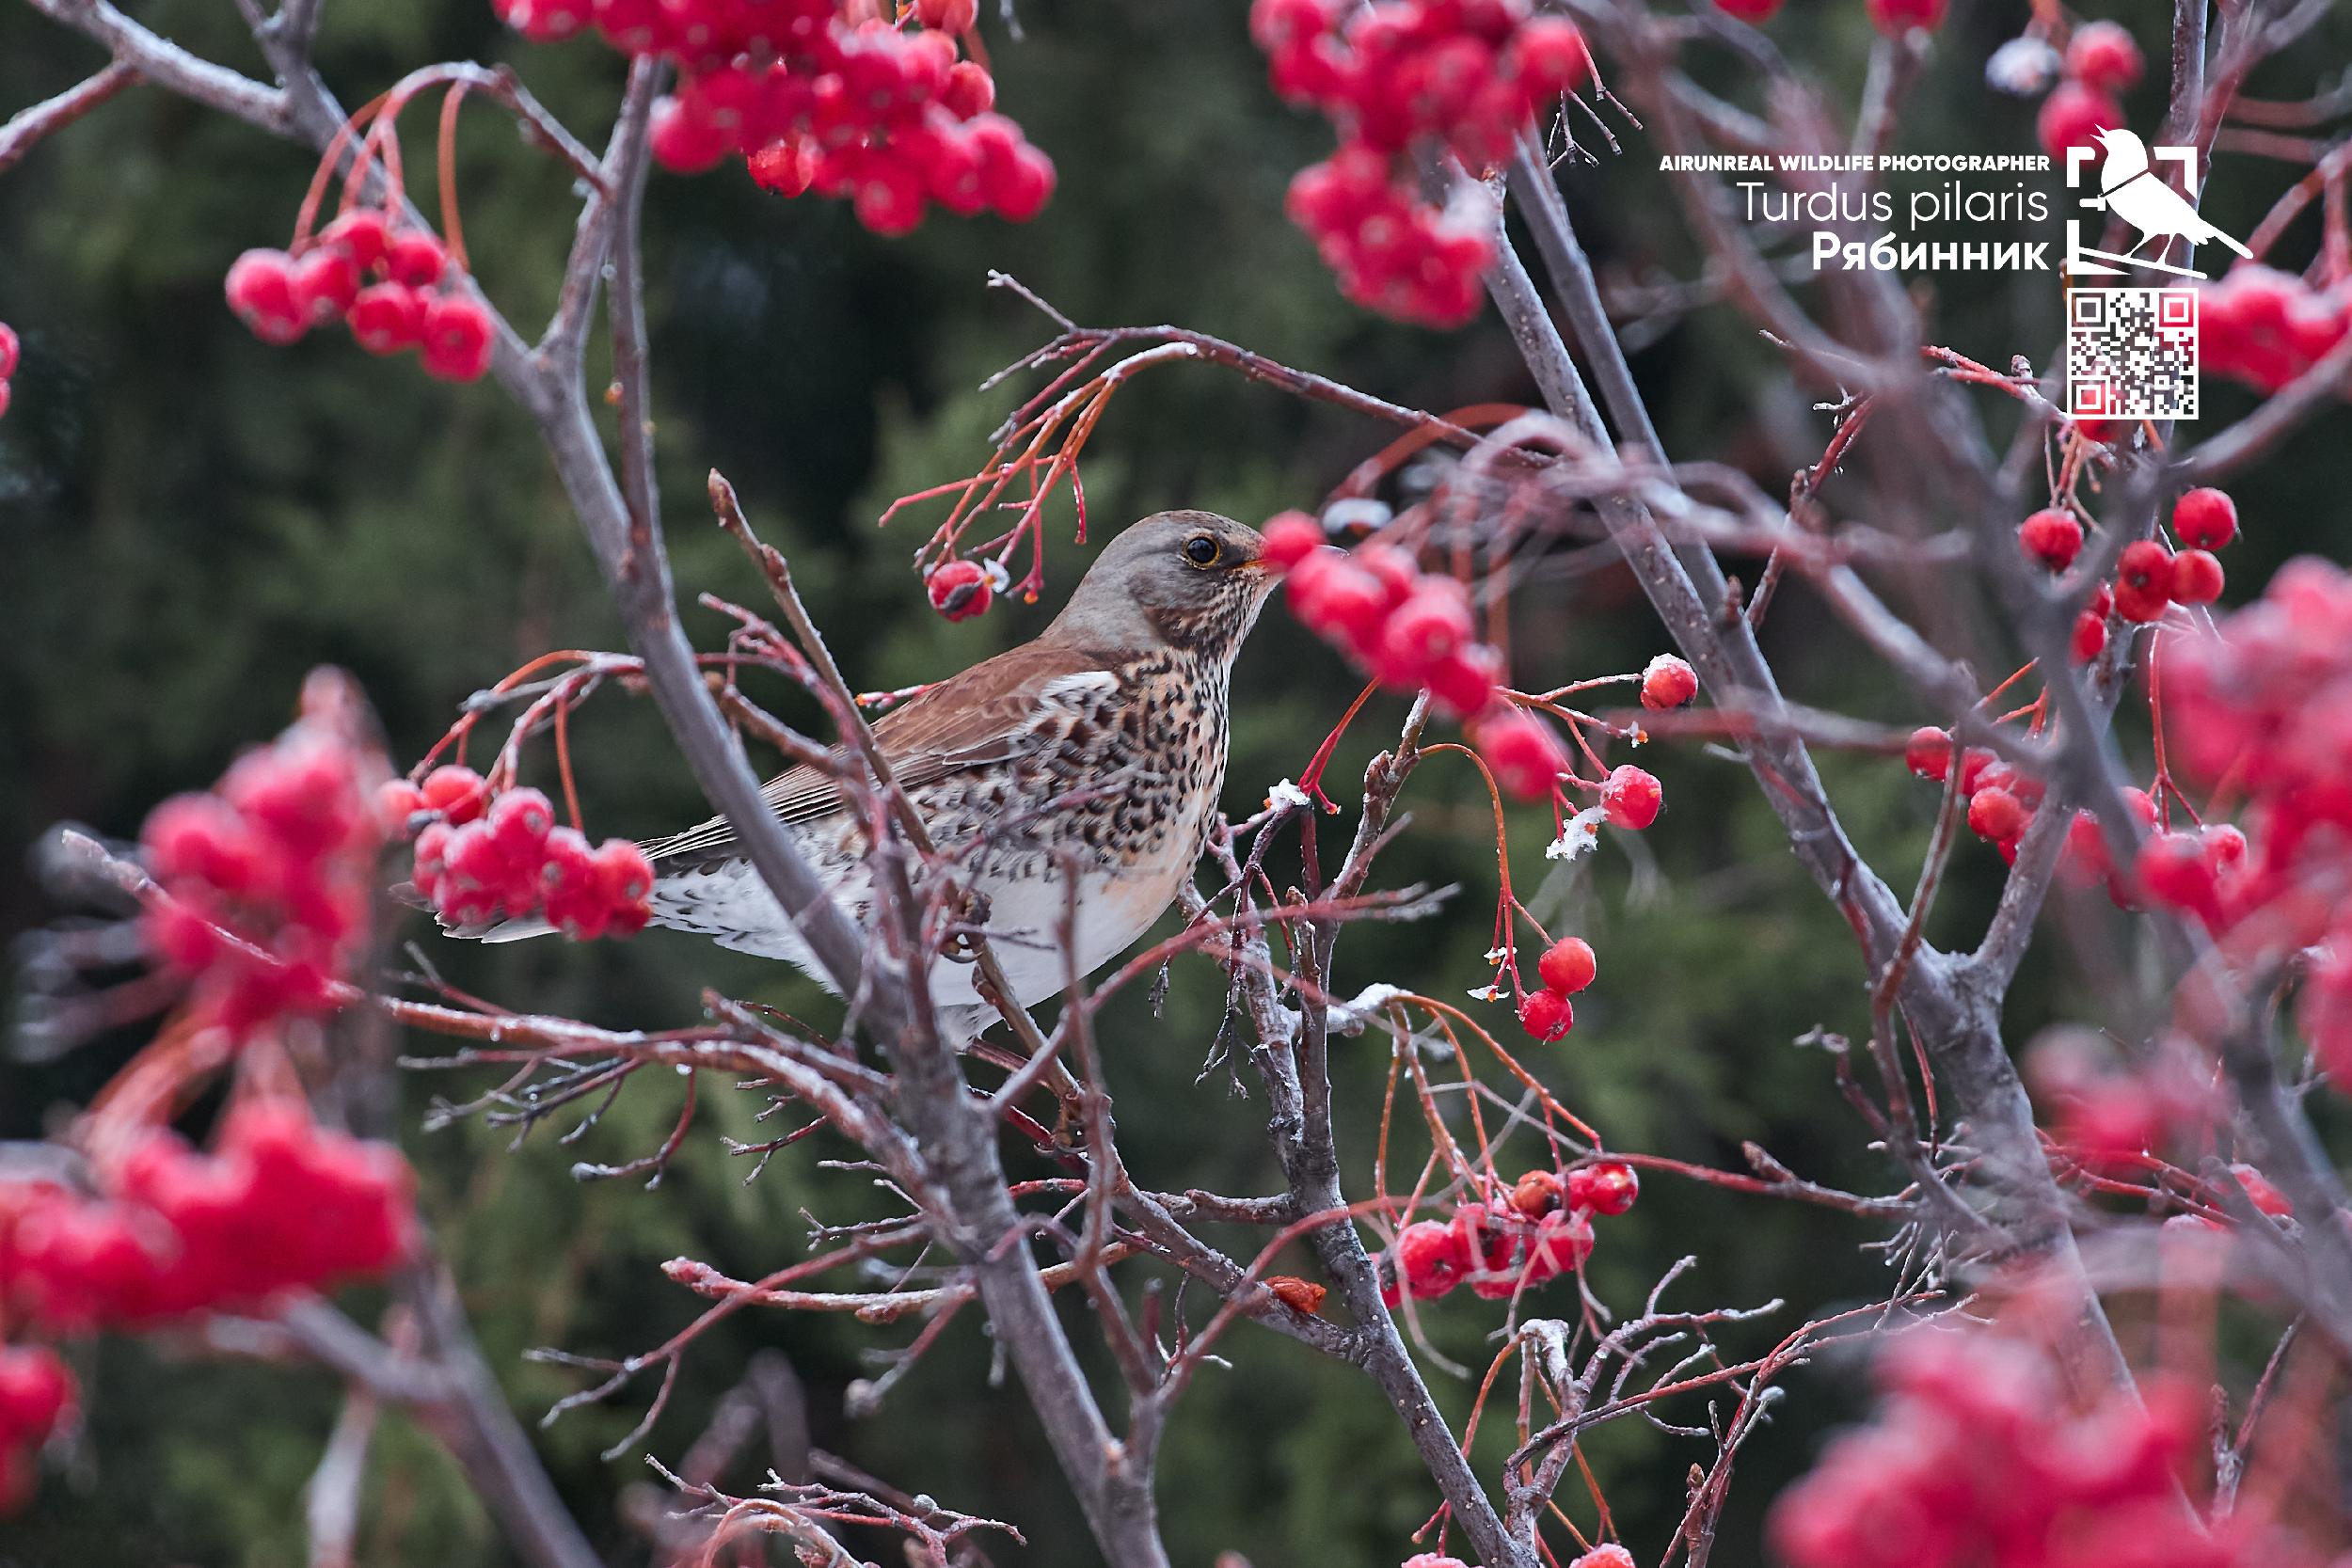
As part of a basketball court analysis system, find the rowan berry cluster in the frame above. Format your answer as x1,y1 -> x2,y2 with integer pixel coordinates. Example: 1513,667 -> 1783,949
492,0 -> 1054,235
2035,21 -> 2138,159
1380,1160 -> 1637,1307
0,322 -> 18,420
0,1101 -> 414,1335
2199,264 -> 2352,396
388,768 -> 656,942
2152,559 -> 2352,1078
1250,0 -> 1593,325
1270,513 -> 1506,720
0,1347 -> 73,1516
139,710 -> 386,1037
1516,935 -> 1596,1040
1772,1331 -> 2308,1568
225,212 -> 495,381
2025,1033 -> 2216,1165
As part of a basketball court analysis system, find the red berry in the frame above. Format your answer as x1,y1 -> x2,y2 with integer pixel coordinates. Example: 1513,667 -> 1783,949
1904,726 -> 1953,782
2064,21 -> 2142,93
225,249 -> 309,344
1518,988 -> 1574,1040
987,143 -> 1056,223
1427,644 -> 1502,721
1475,712 -> 1567,802
420,765 -> 488,824
2115,539 -> 2175,623
748,138 -> 816,198
2137,831 -> 2218,920
0,321 -> 18,380
1536,937 -> 1596,995
376,779 -> 427,836
2172,487 -> 2237,550
384,230 -> 449,290
1261,511 -> 1325,572
2072,609 -> 2108,662
2018,508 -> 2084,571
1512,17 -> 1592,96
854,162 -> 927,236
320,210 -> 391,272
942,60 -> 996,119
1866,0 -> 1946,34
1523,1209 -> 1594,1278
0,1345 -> 75,1444
1508,1170 -> 1564,1217
1639,653 -> 1697,710
1576,1161 -> 1638,1215
927,559 -> 993,620
2226,1162 -> 2291,1217
2170,548 -> 2225,606
348,283 -> 426,355
650,95 -> 733,174
916,0 -> 977,30
1600,765 -> 1661,830
2038,82 -> 2122,161
1394,1219 -> 1467,1299
0,379 -> 11,420
1967,786 -> 2028,845
1382,579 -> 1474,677
292,246 -> 362,325
1712,0 -> 1783,19
420,295 -> 494,383
592,838 -> 655,923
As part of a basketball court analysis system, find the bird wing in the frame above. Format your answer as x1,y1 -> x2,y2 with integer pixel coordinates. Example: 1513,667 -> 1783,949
643,639 -> 1117,869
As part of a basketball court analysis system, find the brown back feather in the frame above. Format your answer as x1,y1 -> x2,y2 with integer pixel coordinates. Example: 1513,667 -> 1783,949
642,639 -> 1119,868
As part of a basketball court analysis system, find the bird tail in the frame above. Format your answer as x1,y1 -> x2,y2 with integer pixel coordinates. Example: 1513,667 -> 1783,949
388,881 -> 558,943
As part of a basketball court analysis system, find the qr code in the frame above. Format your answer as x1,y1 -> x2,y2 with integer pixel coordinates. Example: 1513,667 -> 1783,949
2066,287 -> 2198,421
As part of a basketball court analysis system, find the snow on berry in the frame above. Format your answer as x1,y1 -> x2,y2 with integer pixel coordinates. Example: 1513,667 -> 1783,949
1639,653 -> 1697,710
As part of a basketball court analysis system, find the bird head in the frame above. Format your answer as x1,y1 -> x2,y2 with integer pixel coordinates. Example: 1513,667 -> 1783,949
1051,511 -> 1277,657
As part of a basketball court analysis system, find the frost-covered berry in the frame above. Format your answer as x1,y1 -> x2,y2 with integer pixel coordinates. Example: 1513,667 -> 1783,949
1639,654 -> 1697,710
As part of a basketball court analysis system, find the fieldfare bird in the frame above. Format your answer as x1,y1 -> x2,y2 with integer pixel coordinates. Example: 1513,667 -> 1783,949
472,511 -> 1277,1044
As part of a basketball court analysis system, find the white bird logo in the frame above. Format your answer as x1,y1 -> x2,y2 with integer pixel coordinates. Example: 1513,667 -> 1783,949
2082,127 -> 2250,270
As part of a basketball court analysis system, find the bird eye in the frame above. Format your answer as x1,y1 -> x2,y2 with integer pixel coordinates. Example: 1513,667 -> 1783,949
1184,535 -> 1222,567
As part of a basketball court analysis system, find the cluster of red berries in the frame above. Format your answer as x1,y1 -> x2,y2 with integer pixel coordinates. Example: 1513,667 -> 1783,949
926,557 -> 997,621
0,1102 -> 414,1335
226,212 -> 495,381
2017,488 -> 2235,662
1250,0 -> 1593,325
2036,22 -> 2139,159
1380,1160 -> 1636,1307
1772,1330 -> 2309,1568
2150,559 -> 2352,1080
2024,1034 -> 2216,1166
492,0 -> 1053,236
1270,514 -> 1506,718
0,1346 -> 73,1516
389,766 -> 656,942
2198,264 -> 2352,396
0,321 -> 18,420
1515,935 -> 1595,1041
140,715 -> 385,1037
